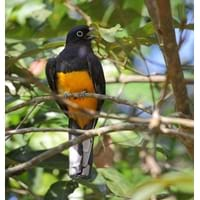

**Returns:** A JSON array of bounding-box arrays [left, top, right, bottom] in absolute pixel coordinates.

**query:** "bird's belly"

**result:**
[[56, 71, 97, 128]]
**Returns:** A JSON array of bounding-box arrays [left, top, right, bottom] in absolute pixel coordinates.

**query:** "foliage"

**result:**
[[6, 0, 194, 200]]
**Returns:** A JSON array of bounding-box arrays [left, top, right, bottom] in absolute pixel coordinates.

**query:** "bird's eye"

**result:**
[[76, 31, 84, 37]]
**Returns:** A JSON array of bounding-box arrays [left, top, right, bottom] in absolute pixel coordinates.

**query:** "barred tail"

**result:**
[[69, 134, 93, 179]]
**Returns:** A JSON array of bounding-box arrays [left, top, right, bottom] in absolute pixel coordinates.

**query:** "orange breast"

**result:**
[[56, 71, 97, 128]]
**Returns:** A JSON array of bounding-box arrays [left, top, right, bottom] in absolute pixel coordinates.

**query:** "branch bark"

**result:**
[[145, 0, 191, 115], [5, 123, 192, 177], [5, 114, 194, 138], [106, 74, 193, 84], [145, 0, 193, 156], [5, 91, 194, 138], [65, 0, 92, 25], [5, 123, 139, 177], [5, 93, 151, 114], [5, 113, 194, 137]]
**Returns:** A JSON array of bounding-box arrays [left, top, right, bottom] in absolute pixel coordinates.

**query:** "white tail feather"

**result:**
[[69, 135, 93, 178]]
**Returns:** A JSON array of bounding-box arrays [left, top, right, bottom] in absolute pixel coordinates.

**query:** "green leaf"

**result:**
[[163, 171, 194, 193], [98, 168, 133, 198], [123, 0, 144, 30], [28, 131, 67, 150], [99, 24, 128, 43], [133, 22, 155, 37], [17, 41, 64, 60], [8, 177, 21, 189], [132, 183, 163, 200], [77, 168, 108, 197], [48, 3, 67, 30], [6, 145, 68, 170], [13, 2, 46, 25], [110, 131, 142, 147], [131, 171, 193, 200], [44, 181, 78, 200], [32, 169, 58, 195]]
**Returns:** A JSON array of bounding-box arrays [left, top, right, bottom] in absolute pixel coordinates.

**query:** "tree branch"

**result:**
[[145, 0, 193, 156], [5, 93, 152, 114], [5, 114, 194, 137], [5, 123, 192, 177], [6, 74, 193, 85], [5, 123, 138, 177], [145, 0, 191, 115], [65, 0, 92, 25], [106, 74, 193, 84]]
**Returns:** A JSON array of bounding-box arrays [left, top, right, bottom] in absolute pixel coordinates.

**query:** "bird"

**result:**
[[45, 25, 106, 179]]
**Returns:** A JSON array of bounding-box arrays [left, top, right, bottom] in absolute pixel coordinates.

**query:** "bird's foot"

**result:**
[[64, 91, 87, 99], [64, 92, 70, 98], [79, 90, 87, 97]]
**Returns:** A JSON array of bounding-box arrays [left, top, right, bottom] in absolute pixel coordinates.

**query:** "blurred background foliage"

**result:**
[[5, 0, 194, 199]]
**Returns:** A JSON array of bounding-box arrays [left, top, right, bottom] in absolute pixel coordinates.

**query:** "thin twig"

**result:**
[[5, 123, 192, 177], [5, 110, 194, 138], [16, 103, 38, 130], [145, 0, 193, 156], [159, 125, 193, 139], [65, 0, 92, 25], [5, 93, 152, 114], [145, 0, 191, 115], [5, 92, 194, 129], [106, 74, 193, 84], [5, 123, 137, 177], [6, 74, 193, 86]]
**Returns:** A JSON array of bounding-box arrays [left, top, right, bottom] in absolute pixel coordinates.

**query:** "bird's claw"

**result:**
[[64, 92, 70, 98], [79, 90, 87, 97], [64, 91, 87, 99]]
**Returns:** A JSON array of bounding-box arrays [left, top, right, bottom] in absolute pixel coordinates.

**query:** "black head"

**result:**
[[66, 25, 93, 45]]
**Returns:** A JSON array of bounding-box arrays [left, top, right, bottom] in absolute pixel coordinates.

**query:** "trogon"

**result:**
[[45, 25, 105, 178]]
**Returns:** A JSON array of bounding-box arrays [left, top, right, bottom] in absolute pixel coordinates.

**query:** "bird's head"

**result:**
[[66, 25, 94, 45]]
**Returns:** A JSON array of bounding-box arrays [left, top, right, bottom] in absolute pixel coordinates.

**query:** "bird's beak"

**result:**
[[86, 27, 95, 40]]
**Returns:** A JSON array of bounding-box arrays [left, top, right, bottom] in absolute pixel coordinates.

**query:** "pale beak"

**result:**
[[86, 27, 95, 40]]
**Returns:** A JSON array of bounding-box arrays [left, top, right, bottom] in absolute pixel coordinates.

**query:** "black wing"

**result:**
[[45, 57, 57, 92], [46, 57, 69, 114], [87, 53, 106, 111]]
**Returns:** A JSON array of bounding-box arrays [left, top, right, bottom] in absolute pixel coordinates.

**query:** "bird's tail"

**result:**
[[68, 133, 94, 179]]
